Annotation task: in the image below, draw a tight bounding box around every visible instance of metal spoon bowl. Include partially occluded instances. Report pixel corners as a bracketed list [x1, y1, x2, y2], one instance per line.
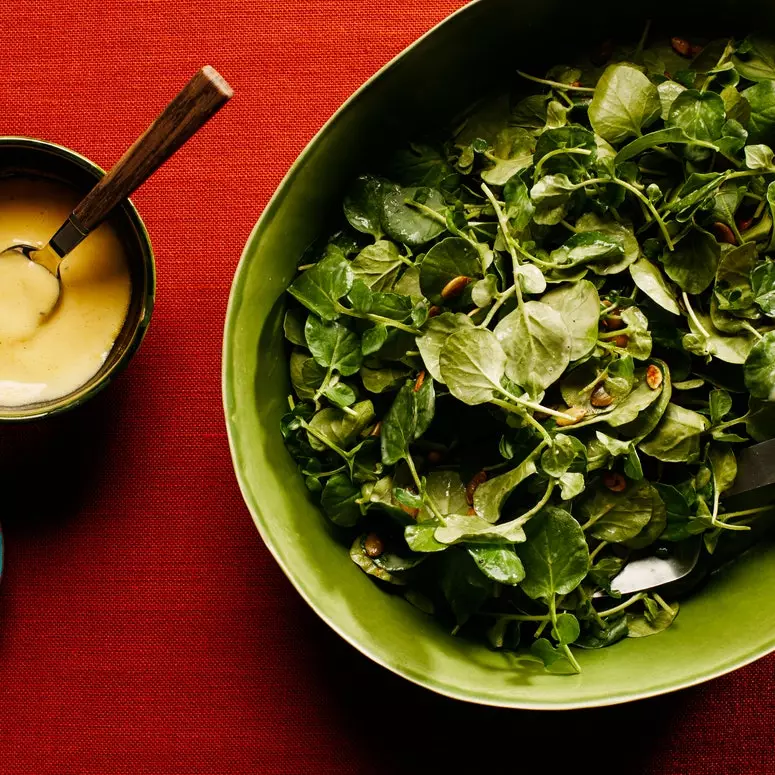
[597, 438, 775, 599]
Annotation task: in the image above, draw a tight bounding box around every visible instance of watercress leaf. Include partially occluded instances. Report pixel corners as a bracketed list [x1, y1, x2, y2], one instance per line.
[575, 615, 629, 649]
[487, 617, 522, 650]
[350, 535, 406, 585]
[390, 142, 459, 192]
[712, 183, 745, 230]
[283, 308, 307, 346]
[627, 601, 679, 637]
[360, 364, 408, 393]
[619, 306, 653, 360]
[638, 403, 709, 463]
[733, 37, 775, 81]
[494, 301, 571, 394]
[614, 126, 692, 164]
[624, 485, 667, 548]
[662, 225, 719, 294]
[751, 260, 775, 315]
[392, 264, 424, 302]
[439, 327, 507, 405]
[604, 371, 663, 428]
[307, 401, 376, 453]
[559, 472, 586, 500]
[404, 523, 447, 553]
[667, 89, 725, 142]
[413, 377, 435, 439]
[517, 507, 589, 601]
[350, 240, 405, 291]
[434, 514, 526, 546]
[503, 175, 535, 232]
[618, 360, 673, 441]
[290, 351, 327, 400]
[467, 545, 525, 585]
[362, 324, 388, 356]
[530, 638, 569, 669]
[481, 127, 535, 186]
[575, 212, 640, 275]
[288, 251, 353, 320]
[743, 79, 775, 144]
[471, 275, 499, 308]
[511, 93, 550, 131]
[623, 447, 644, 481]
[744, 330, 775, 400]
[381, 185, 446, 247]
[541, 433, 586, 478]
[380, 383, 416, 465]
[665, 173, 729, 222]
[549, 231, 625, 270]
[685, 310, 755, 364]
[530, 174, 576, 225]
[473, 453, 538, 523]
[709, 389, 733, 425]
[304, 316, 363, 376]
[721, 85, 751, 126]
[321, 474, 362, 527]
[588, 64, 661, 144]
[367, 291, 413, 321]
[709, 444, 738, 495]
[765, 182, 775, 254]
[540, 280, 600, 362]
[534, 126, 596, 178]
[553, 613, 580, 647]
[581, 479, 654, 543]
[343, 175, 386, 239]
[419, 237, 482, 305]
[323, 381, 356, 409]
[630, 257, 681, 315]
[516, 263, 547, 294]
[745, 144, 775, 170]
[415, 312, 474, 383]
[714, 242, 758, 313]
[421, 470, 469, 519]
[747, 397, 775, 441]
[595, 431, 632, 459]
[440, 549, 493, 625]
[658, 81, 686, 121]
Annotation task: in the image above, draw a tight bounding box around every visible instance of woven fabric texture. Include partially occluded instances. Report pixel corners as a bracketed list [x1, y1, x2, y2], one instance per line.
[0, 2, 773, 773]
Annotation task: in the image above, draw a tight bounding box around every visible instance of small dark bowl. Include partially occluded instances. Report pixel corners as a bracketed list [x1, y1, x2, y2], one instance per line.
[0, 137, 155, 422]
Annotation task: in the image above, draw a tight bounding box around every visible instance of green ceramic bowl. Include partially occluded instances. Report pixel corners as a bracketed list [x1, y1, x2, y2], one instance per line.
[0, 137, 155, 422]
[223, 0, 775, 708]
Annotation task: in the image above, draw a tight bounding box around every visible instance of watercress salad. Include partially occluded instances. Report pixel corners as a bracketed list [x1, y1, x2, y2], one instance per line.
[280, 30, 775, 673]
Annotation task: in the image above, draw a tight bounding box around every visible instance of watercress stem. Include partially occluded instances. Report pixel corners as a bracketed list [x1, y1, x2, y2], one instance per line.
[338, 305, 421, 335]
[405, 451, 447, 524]
[721, 505, 775, 520]
[516, 70, 596, 93]
[681, 292, 711, 339]
[742, 321, 764, 341]
[481, 182, 525, 310]
[574, 177, 675, 249]
[588, 542, 608, 563]
[598, 592, 646, 619]
[479, 287, 516, 328]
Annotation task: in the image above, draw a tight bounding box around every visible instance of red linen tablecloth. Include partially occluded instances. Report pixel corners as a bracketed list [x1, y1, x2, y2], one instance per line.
[0, 2, 773, 773]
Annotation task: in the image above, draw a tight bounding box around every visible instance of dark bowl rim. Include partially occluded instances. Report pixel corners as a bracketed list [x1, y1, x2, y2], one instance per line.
[0, 135, 156, 422]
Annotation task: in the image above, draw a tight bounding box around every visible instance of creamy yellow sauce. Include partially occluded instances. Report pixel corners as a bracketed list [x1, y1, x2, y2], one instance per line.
[0, 178, 131, 406]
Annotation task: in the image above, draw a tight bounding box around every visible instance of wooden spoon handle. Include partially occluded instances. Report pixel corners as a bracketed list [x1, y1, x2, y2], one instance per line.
[72, 66, 233, 232]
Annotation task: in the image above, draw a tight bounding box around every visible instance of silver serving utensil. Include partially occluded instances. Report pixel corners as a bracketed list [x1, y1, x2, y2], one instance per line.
[601, 438, 775, 598]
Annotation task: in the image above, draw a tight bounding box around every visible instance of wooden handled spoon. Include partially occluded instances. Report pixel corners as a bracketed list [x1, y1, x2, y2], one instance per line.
[0, 66, 232, 337]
